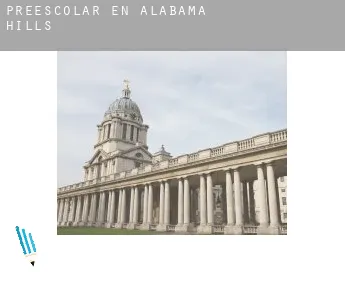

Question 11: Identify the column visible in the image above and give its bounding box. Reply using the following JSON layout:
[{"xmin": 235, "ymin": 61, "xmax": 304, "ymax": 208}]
[
  {"xmin": 58, "ymin": 200, "xmax": 64, "ymax": 223},
  {"xmin": 109, "ymin": 191, "xmax": 116, "ymax": 226},
  {"xmin": 133, "ymin": 187, "xmax": 139, "ymax": 224},
  {"xmin": 183, "ymin": 177, "xmax": 190, "ymax": 225},
  {"xmin": 106, "ymin": 191, "xmax": 112, "ymax": 223},
  {"xmin": 57, "ymin": 200, "xmax": 60, "ymax": 221},
  {"xmin": 266, "ymin": 163, "xmax": 280, "ymax": 227},
  {"xmin": 91, "ymin": 194, "xmax": 97, "ymax": 223},
  {"xmin": 121, "ymin": 189, "xmax": 127, "ymax": 223},
  {"xmin": 159, "ymin": 181, "xmax": 165, "ymax": 225},
  {"xmin": 97, "ymin": 193, "xmax": 102, "ymax": 222},
  {"xmin": 117, "ymin": 190, "xmax": 122, "ymax": 224},
  {"xmin": 57, "ymin": 199, "xmax": 63, "ymax": 222},
  {"xmin": 74, "ymin": 196, "xmax": 81, "ymax": 223},
  {"xmin": 143, "ymin": 185, "xmax": 148, "ymax": 224},
  {"xmin": 177, "ymin": 178, "xmax": 184, "ymax": 225},
  {"xmin": 100, "ymin": 192, "xmax": 106, "ymax": 223},
  {"xmin": 247, "ymin": 182, "xmax": 252, "ymax": 223},
  {"xmin": 234, "ymin": 169, "xmax": 243, "ymax": 226},
  {"xmin": 63, "ymin": 198, "xmax": 69, "ymax": 223},
  {"xmin": 164, "ymin": 181, "xmax": 170, "ymax": 225},
  {"xmin": 147, "ymin": 184, "xmax": 153, "ymax": 224},
  {"xmin": 82, "ymin": 195, "xmax": 89, "ymax": 223},
  {"xmin": 111, "ymin": 121, "xmax": 116, "ymax": 138},
  {"xmin": 257, "ymin": 164, "xmax": 269, "ymax": 226},
  {"xmin": 70, "ymin": 197, "xmax": 76, "ymax": 222},
  {"xmin": 226, "ymin": 170, "xmax": 235, "ymax": 225},
  {"xmin": 206, "ymin": 173, "xmax": 214, "ymax": 225},
  {"xmin": 129, "ymin": 188, "xmax": 134, "ymax": 223},
  {"xmin": 199, "ymin": 175, "xmax": 207, "ymax": 225}
]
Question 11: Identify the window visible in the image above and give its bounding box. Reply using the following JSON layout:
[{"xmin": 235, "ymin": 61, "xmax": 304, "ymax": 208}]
[
  {"xmin": 282, "ymin": 197, "xmax": 287, "ymax": 205},
  {"xmin": 283, "ymin": 213, "xmax": 287, "ymax": 220},
  {"xmin": 135, "ymin": 153, "xmax": 143, "ymax": 158},
  {"xmin": 130, "ymin": 125, "xmax": 134, "ymax": 141},
  {"xmin": 135, "ymin": 161, "xmax": 141, "ymax": 168},
  {"xmin": 107, "ymin": 124, "xmax": 111, "ymax": 139},
  {"xmin": 136, "ymin": 128, "xmax": 140, "ymax": 142},
  {"xmin": 122, "ymin": 124, "xmax": 127, "ymax": 139},
  {"xmin": 281, "ymin": 188, "xmax": 286, "ymax": 193},
  {"xmin": 280, "ymin": 176, "xmax": 285, "ymax": 182}
]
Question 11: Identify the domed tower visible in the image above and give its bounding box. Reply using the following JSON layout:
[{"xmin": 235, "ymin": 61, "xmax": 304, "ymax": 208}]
[{"xmin": 83, "ymin": 80, "xmax": 152, "ymax": 181}]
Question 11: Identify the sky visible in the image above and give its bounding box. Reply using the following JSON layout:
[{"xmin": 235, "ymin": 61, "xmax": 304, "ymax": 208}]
[{"xmin": 57, "ymin": 51, "xmax": 286, "ymax": 187}]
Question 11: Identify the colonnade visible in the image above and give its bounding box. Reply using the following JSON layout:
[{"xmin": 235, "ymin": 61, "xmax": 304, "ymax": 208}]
[{"xmin": 57, "ymin": 160, "xmax": 286, "ymax": 234}]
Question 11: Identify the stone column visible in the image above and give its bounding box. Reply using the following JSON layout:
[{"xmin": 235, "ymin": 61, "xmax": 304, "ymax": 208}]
[
  {"xmin": 164, "ymin": 181, "xmax": 170, "ymax": 225},
  {"xmin": 133, "ymin": 187, "xmax": 139, "ymax": 224},
  {"xmin": 147, "ymin": 184, "xmax": 153, "ymax": 224},
  {"xmin": 63, "ymin": 198, "xmax": 69, "ymax": 225},
  {"xmin": 106, "ymin": 191, "xmax": 113, "ymax": 224},
  {"xmin": 158, "ymin": 181, "xmax": 165, "ymax": 226},
  {"xmin": 246, "ymin": 183, "xmax": 251, "ymax": 223},
  {"xmin": 108, "ymin": 191, "xmax": 116, "ymax": 227},
  {"xmin": 257, "ymin": 164, "xmax": 269, "ymax": 229},
  {"xmin": 90, "ymin": 194, "xmax": 96, "ymax": 224},
  {"xmin": 57, "ymin": 200, "xmax": 60, "ymax": 221},
  {"xmin": 129, "ymin": 188, "xmax": 134, "ymax": 223},
  {"xmin": 199, "ymin": 175, "xmax": 207, "ymax": 226},
  {"xmin": 143, "ymin": 185, "xmax": 148, "ymax": 224},
  {"xmin": 197, "ymin": 174, "xmax": 211, "ymax": 234},
  {"xmin": 225, "ymin": 170, "xmax": 235, "ymax": 225},
  {"xmin": 73, "ymin": 196, "xmax": 81, "ymax": 226},
  {"xmin": 121, "ymin": 189, "xmax": 127, "ymax": 224},
  {"xmin": 111, "ymin": 121, "xmax": 116, "ymax": 138},
  {"xmin": 100, "ymin": 192, "xmax": 106, "ymax": 225},
  {"xmin": 82, "ymin": 195, "xmax": 89, "ymax": 224},
  {"xmin": 58, "ymin": 199, "xmax": 64, "ymax": 224},
  {"xmin": 183, "ymin": 177, "xmax": 190, "ymax": 225},
  {"xmin": 69, "ymin": 197, "xmax": 76, "ymax": 223},
  {"xmin": 266, "ymin": 163, "xmax": 280, "ymax": 232},
  {"xmin": 206, "ymin": 173, "xmax": 214, "ymax": 225},
  {"xmin": 177, "ymin": 178, "xmax": 184, "ymax": 226},
  {"xmin": 234, "ymin": 169, "xmax": 243, "ymax": 227},
  {"xmin": 97, "ymin": 193, "xmax": 102, "ymax": 224},
  {"xmin": 116, "ymin": 190, "xmax": 122, "ymax": 227}
]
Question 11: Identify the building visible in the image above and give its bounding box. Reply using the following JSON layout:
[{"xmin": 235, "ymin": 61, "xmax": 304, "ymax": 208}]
[{"xmin": 57, "ymin": 80, "xmax": 287, "ymax": 235}]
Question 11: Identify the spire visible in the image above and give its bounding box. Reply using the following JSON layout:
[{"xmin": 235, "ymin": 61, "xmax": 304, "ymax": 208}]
[{"xmin": 122, "ymin": 79, "xmax": 131, "ymax": 98}]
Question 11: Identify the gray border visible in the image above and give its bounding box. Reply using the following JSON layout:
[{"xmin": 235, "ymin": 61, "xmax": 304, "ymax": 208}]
[{"xmin": 1, "ymin": 0, "xmax": 345, "ymax": 50}]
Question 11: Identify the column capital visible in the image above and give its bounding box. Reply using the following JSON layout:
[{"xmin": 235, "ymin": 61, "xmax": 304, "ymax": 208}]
[
  {"xmin": 265, "ymin": 161, "xmax": 275, "ymax": 167},
  {"xmin": 254, "ymin": 161, "xmax": 266, "ymax": 167}
]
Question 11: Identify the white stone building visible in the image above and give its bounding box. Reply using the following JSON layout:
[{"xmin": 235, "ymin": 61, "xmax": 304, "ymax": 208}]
[{"xmin": 57, "ymin": 80, "xmax": 287, "ymax": 235}]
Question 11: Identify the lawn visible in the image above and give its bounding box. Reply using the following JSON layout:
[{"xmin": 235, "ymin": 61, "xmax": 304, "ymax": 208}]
[{"xmin": 57, "ymin": 227, "xmax": 168, "ymax": 235}]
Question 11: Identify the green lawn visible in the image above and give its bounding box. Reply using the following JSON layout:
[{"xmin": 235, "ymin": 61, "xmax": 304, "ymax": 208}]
[{"xmin": 57, "ymin": 227, "xmax": 168, "ymax": 235}]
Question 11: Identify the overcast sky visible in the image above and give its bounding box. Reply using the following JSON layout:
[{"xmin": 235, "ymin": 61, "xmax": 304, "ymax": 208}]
[{"xmin": 57, "ymin": 51, "xmax": 286, "ymax": 187}]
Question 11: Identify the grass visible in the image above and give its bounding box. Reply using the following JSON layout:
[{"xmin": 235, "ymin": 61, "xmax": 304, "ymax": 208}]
[{"xmin": 57, "ymin": 227, "xmax": 168, "ymax": 235}]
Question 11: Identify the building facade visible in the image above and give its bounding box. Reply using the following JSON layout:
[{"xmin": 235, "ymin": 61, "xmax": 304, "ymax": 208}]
[{"xmin": 57, "ymin": 81, "xmax": 287, "ymax": 235}]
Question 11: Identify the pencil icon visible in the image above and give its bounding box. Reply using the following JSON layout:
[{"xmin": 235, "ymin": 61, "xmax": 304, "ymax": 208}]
[{"xmin": 15, "ymin": 226, "xmax": 36, "ymax": 266}]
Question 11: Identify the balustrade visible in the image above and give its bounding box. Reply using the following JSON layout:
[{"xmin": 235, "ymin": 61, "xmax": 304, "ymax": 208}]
[{"xmin": 58, "ymin": 129, "xmax": 287, "ymax": 194}]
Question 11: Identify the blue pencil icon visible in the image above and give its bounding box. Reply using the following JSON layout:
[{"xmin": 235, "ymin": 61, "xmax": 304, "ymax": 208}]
[{"xmin": 15, "ymin": 226, "xmax": 36, "ymax": 266}]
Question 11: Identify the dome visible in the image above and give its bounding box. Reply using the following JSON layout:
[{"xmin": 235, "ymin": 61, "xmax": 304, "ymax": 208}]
[{"xmin": 104, "ymin": 80, "xmax": 143, "ymax": 121}]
